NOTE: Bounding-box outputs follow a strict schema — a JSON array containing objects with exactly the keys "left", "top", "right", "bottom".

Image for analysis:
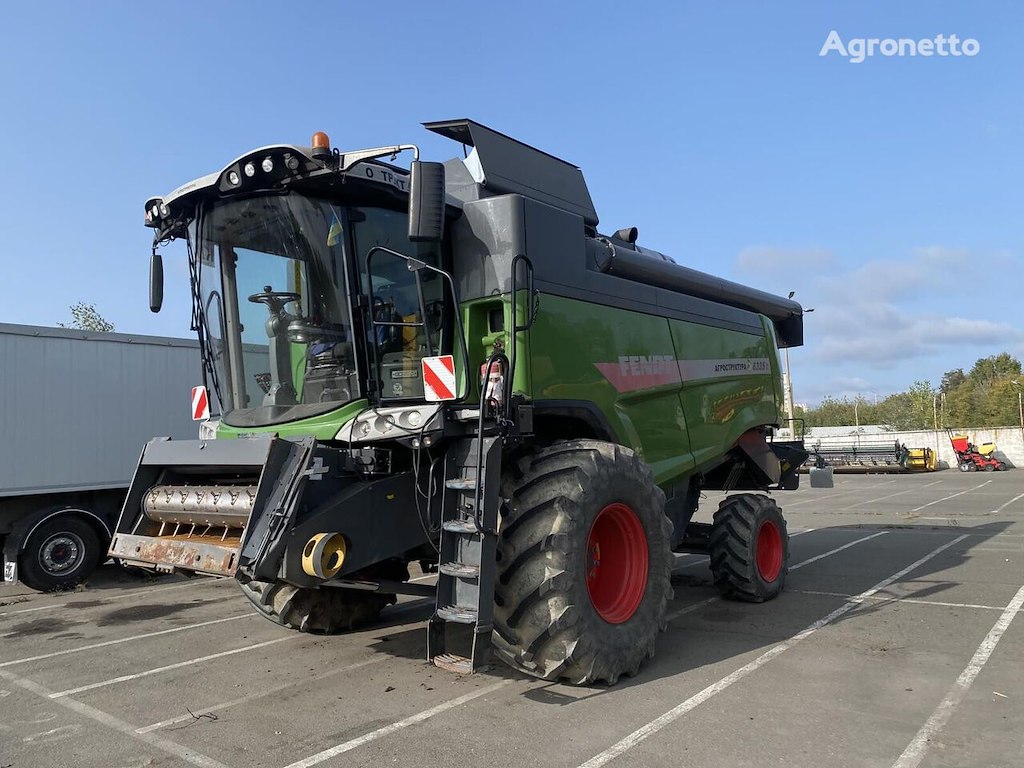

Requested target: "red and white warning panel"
[
  {"left": 191, "top": 386, "right": 210, "bottom": 421},
  {"left": 421, "top": 355, "right": 457, "bottom": 401}
]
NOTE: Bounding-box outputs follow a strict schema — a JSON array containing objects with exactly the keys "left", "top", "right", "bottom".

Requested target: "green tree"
[
  {"left": 940, "top": 368, "right": 966, "bottom": 393},
  {"left": 57, "top": 302, "right": 115, "bottom": 333},
  {"left": 968, "top": 353, "right": 1021, "bottom": 387}
]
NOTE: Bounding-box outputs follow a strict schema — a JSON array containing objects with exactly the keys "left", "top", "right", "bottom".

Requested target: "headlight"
[
  {"left": 243, "top": 162, "right": 256, "bottom": 178},
  {"left": 261, "top": 156, "right": 274, "bottom": 173}
]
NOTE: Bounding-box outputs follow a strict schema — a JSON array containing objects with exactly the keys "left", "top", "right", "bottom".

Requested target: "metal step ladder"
[{"left": 427, "top": 435, "right": 502, "bottom": 673}]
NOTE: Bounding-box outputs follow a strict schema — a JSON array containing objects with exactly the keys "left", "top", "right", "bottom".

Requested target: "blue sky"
[{"left": 1, "top": 1, "right": 1020, "bottom": 404}]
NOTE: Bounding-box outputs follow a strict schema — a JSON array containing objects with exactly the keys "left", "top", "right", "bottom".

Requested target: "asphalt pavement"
[{"left": 1, "top": 470, "right": 1021, "bottom": 768}]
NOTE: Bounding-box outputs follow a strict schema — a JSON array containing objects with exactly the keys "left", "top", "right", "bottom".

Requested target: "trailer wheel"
[
  {"left": 19, "top": 517, "right": 102, "bottom": 592},
  {"left": 493, "top": 440, "right": 672, "bottom": 685},
  {"left": 709, "top": 494, "right": 788, "bottom": 603}
]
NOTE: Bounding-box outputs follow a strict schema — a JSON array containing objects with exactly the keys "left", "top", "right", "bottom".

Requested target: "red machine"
[{"left": 947, "top": 429, "right": 1007, "bottom": 472}]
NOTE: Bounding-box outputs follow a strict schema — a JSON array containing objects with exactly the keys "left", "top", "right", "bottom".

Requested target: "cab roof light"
[{"left": 311, "top": 131, "right": 332, "bottom": 162}]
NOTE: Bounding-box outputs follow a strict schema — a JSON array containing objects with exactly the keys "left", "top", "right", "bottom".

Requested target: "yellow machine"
[{"left": 902, "top": 447, "right": 937, "bottom": 472}]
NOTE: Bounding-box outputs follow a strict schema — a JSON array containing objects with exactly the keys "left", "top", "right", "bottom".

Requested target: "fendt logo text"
[{"left": 819, "top": 30, "right": 980, "bottom": 64}]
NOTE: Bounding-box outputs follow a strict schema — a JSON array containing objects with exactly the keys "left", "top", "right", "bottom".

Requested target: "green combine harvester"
[{"left": 110, "top": 119, "right": 808, "bottom": 684}]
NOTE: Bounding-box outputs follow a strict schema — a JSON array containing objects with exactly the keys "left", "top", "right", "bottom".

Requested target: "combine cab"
[{"left": 111, "top": 120, "right": 808, "bottom": 683}]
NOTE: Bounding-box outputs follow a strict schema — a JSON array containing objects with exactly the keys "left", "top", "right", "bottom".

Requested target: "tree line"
[{"left": 796, "top": 353, "right": 1024, "bottom": 431}]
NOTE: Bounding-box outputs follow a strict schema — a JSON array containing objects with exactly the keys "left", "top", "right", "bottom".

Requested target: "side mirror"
[
  {"left": 149, "top": 251, "right": 164, "bottom": 313},
  {"left": 408, "top": 161, "right": 445, "bottom": 242}
]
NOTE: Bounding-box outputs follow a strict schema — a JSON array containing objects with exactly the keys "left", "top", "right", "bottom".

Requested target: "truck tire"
[
  {"left": 494, "top": 440, "right": 672, "bottom": 685},
  {"left": 19, "top": 516, "right": 103, "bottom": 592},
  {"left": 709, "top": 494, "right": 788, "bottom": 602}
]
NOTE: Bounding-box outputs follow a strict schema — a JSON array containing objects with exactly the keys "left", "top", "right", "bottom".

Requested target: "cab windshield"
[
  {"left": 195, "top": 195, "right": 355, "bottom": 427},
  {"left": 193, "top": 194, "right": 444, "bottom": 428}
]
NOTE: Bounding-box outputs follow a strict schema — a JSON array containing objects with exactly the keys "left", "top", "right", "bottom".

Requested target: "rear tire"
[
  {"left": 19, "top": 517, "right": 102, "bottom": 592},
  {"left": 709, "top": 494, "right": 789, "bottom": 603},
  {"left": 493, "top": 440, "right": 672, "bottom": 685},
  {"left": 238, "top": 562, "right": 408, "bottom": 633}
]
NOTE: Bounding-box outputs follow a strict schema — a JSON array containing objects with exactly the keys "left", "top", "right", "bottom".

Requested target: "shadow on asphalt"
[
  {"left": 11, "top": 521, "right": 1012, "bottom": 704},
  {"left": 362, "top": 521, "right": 1015, "bottom": 701}
]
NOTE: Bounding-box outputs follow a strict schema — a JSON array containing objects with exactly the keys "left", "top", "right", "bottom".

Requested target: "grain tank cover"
[{"left": 425, "top": 119, "right": 599, "bottom": 227}]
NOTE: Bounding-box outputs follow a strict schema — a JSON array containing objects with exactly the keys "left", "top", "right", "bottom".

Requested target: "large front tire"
[
  {"left": 709, "top": 494, "right": 789, "bottom": 602},
  {"left": 494, "top": 440, "right": 672, "bottom": 685},
  {"left": 238, "top": 562, "right": 408, "bottom": 633}
]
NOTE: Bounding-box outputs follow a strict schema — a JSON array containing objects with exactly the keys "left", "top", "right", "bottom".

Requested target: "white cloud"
[
  {"left": 791, "top": 246, "right": 1024, "bottom": 368},
  {"left": 748, "top": 245, "right": 1024, "bottom": 402},
  {"left": 735, "top": 246, "right": 833, "bottom": 276}
]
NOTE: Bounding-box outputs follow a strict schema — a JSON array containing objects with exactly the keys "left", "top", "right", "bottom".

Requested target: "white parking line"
[
  {"left": 0, "top": 667, "right": 231, "bottom": 768},
  {"left": 576, "top": 534, "right": 969, "bottom": 768},
  {"left": 666, "top": 596, "right": 719, "bottom": 622},
  {"left": 841, "top": 480, "right": 944, "bottom": 511},
  {"left": 672, "top": 527, "right": 816, "bottom": 571},
  {"left": 0, "top": 576, "right": 231, "bottom": 618},
  {"left": 281, "top": 680, "right": 511, "bottom": 768},
  {"left": 911, "top": 480, "right": 992, "bottom": 513},
  {"left": 791, "top": 589, "right": 1015, "bottom": 612},
  {"left": 49, "top": 636, "right": 295, "bottom": 699},
  {"left": 789, "top": 532, "right": 888, "bottom": 570},
  {"left": 892, "top": 583, "right": 1024, "bottom": 768},
  {"left": 0, "top": 614, "right": 253, "bottom": 668},
  {"left": 136, "top": 656, "right": 389, "bottom": 733},
  {"left": 784, "top": 480, "right": 898, "bottom": 508},
  {"left": 990, "top": 490, "right": 1024, "bottom": 515},
  {"left": 666, "top": 529, "right": 887, "bottom": 621}
]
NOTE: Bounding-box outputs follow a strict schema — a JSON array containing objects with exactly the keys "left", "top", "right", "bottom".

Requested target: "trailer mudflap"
[{"left": 108, "top": 435, "right": 316, "bottom": 579}]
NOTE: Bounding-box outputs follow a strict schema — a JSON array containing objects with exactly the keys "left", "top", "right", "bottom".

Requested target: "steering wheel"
[{"left": 247, "top": 286, "right": 300, "bottom": 313}]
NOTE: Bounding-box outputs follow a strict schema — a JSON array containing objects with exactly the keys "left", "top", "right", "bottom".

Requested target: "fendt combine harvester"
[{"left": 110, "top": 120, "right": 808, "bottom": 684}]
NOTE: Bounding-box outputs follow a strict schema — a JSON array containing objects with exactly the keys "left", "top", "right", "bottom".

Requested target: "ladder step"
[
  {"left": 439, "top": 562, "right": 480, "bottom": 578},
  {"left": 432, "top": 653, "right": 474, "bottom": 674},
  {"left": 436, "top": 605, "right": 478, "bottom": 624},
  {"left": 445, "top": 478, "right": 478, "bottom": 491},
  {"left": 442, "top": 519, "right": 479, "bottom": 534}
]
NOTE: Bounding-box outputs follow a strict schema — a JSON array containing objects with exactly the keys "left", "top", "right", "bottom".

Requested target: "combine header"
[{"left": 110, "top": 120, "right": 808, "bottom": 683}]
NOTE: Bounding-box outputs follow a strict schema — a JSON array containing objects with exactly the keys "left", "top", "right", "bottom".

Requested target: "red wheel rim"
[
  {"left": 585, "top": 503, "right": 649, "bottom": 624},
  {"left": 756, "top": 520, "right": 783, "bottom": 582}
]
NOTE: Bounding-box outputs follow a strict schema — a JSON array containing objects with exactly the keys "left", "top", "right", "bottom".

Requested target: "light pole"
[
  {"left": 1013, "top": 380, "right": 1024, "bottom": 431},
  {"left": 783, "top": 346, "right": 795, "bottom": 425},
  {"left": 784, "top": 292, "right": 813, "bottom": 428}
]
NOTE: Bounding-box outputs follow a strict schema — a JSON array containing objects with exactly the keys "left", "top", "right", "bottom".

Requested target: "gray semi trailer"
[{"left": 1, "top": 323, "right": 202, "bottom": 590}]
